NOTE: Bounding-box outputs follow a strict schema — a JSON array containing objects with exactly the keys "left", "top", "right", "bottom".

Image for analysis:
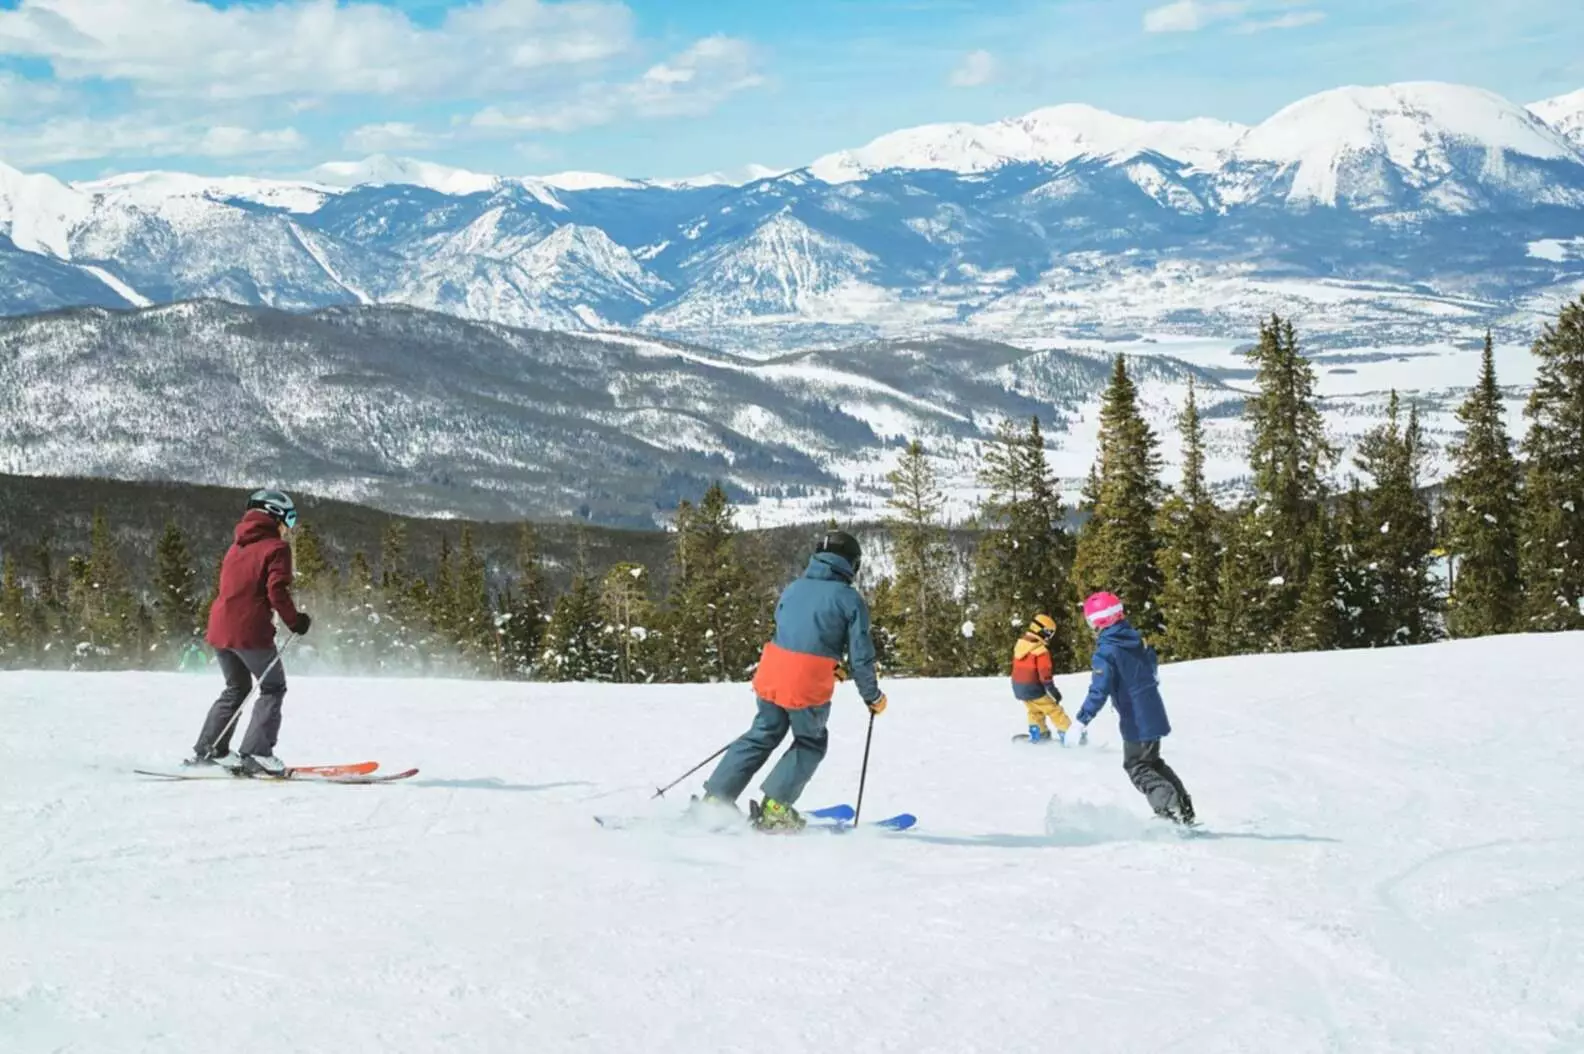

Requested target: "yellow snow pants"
[{"left": 1023, "top": 695, "right": 1072, "bottom": 734}]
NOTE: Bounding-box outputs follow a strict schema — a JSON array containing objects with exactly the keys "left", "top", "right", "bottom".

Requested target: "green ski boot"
[{"left": 749, "top": 798, "right": 806, "bottom": 832}]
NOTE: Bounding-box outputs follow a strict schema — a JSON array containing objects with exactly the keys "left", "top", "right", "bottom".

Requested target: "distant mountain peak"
[
  {"left": 1218, "top": 81, "right": 1583, "bottom": 210},
  {"left": 807, "top": 104, "right": 1247, "bottom": 183},
  {"left": 1531, "top": 88, "right": 1584, "bottom": 148}
]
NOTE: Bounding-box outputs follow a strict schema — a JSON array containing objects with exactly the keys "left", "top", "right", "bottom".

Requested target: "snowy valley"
[{"left": 2, "top": 633, "right": 1581, "bottom": 1052}]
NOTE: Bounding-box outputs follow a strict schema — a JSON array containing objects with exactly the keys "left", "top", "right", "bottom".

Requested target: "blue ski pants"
[{"left": 703, "top": 696, "right": 831, "bottom": 806}]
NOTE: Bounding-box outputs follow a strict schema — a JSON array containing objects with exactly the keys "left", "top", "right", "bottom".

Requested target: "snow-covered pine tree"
[
  {"left": 542, "top": 546, "right": 615, "bottom": 683},
  {"left": 1444, "top": 334, "right": 1521, "bottom": 637},
  {"left": 1072, "top": 355, "right": 1165, "bottom": 637},
  {"left": 1518, "top": 296, "right": 1584, "bottom": 631},
  {"left": 1241, "top": 315, "right": 1335, "bottom": 646},
  {"left": 1353, "top": 391, "right": 1440, "bottom": 645},
  {"left": 966, "top": 416, "right": 1078, "bottom": 674},
  {"left": 601, "top": 562, "right": 657, "bottom": 683},
  {"left": 1155, "top": 378, "right": 1221, "bottom": 660},
  {"left": 498, "top": 523, "right": 550, "bottom": 679}
]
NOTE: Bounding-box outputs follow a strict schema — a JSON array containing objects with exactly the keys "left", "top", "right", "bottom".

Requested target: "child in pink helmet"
[{"left": 1075, "top": 591, "right": 1195, "bottom": 825}]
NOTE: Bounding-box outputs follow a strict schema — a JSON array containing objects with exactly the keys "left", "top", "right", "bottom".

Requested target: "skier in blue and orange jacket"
[
  {"left": 700, "top": 529, "right": 887, "bottom": 830},
  {"left": 1011, "top": 613, "right": 1074, "bottom": 743}
]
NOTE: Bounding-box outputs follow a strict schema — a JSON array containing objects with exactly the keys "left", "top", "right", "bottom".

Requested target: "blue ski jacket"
[
  {"left": 1076, "top": 620, "right": 1171, "bottom": 742},
  {"left": 751, "top": 553, "right": 882, "bottom": 708}
]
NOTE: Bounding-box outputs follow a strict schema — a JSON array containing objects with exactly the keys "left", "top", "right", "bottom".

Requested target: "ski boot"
[
  {"left": 1054, "top": 726, "right": 1067, "bottom": 746},
  {"left": 240, "top": 753, "right": 287, "bottom": 777},
  {"left": 184, "top": 751, "right": 241, "bottom": 771},
  {"left": 1027, "top": 724, "right": 1044, "bottom": 744},
  {"left": 749, "top": 798, "right": 806, "bottom": 832}
]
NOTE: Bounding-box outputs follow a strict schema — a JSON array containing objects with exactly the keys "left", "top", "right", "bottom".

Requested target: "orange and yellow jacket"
[{"left": 1011, "top": 632, "right": 1058, "bottom": 702}]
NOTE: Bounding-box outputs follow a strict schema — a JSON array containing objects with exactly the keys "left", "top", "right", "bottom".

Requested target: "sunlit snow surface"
[{"left": 3, "top": 634, "right": 1582, "bottom": 1052}]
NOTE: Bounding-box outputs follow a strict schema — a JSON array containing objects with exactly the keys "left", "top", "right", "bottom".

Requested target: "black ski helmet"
[
  {"left": 246, "top": 488, "right": 297, "bottom": 529},
  {"left": 817, "top": 529, "right": 862, "bottom": 572}
]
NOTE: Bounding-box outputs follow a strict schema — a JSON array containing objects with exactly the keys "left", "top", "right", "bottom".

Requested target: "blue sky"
[{"left": 0, "top": 0, "right": 1578, "bottom": 182}]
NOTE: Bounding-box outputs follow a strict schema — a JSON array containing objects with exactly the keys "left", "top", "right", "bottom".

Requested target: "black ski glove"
[{"left": 291, "top": 612, "right": 312, "bottom": 635}]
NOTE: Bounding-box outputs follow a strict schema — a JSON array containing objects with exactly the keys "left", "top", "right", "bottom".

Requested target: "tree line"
[{"left": 2, "top": 295, "right": 1581, "bottom": 681}]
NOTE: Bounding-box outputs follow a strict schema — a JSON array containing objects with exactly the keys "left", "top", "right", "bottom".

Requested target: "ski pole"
[
  {"left": 853, "top": 710, "right": 876, "bottom": 826},
  {"left": 652, "top": 742, "right": 731, "bottom": 799},
  {"left": 207, "top": 633, "right": 297, "bottom": 756}
]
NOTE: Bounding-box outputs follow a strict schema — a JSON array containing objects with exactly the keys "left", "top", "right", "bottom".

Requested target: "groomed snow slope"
[{"left": 3, "top": 634, "right": 1582, "bottom": 1052}]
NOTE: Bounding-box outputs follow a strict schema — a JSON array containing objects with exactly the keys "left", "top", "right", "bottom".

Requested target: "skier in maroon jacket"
[{"left": 188, "top": 489, "right": 312, "bottom": 776}]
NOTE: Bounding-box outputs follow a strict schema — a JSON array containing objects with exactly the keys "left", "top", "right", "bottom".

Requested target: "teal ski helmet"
[{"left": 246, "top": 488, "right": 297, "bottom": 529}]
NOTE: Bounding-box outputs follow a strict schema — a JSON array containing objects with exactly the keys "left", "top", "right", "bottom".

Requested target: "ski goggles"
[{"left": 282, "top": 508, "right": 298, "bottom": 529}]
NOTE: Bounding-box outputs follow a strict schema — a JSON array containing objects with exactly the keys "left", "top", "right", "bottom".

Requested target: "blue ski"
[{"left": 806, "top": 804, "right": 917, "bottom": 831}]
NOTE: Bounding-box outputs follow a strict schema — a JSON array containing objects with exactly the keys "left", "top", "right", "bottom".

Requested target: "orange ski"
[{"left": 285, "top": 761, "right": 379, "bottom": 777}]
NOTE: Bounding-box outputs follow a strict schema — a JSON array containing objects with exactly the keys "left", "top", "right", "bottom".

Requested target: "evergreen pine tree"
[
  {"left": 431, "top": 535, "right": 457, "bottom": 639},
  {"left": 72, "top": 510, "right": 137, "bottom": 664},
  {"left": 1072, "top": 356, "right": 1165, "bottom": 636},
  {"left": 602, "top": 563, "right": 657, "bottom": 683},
  {"left": 662, "top": 484, "right": 766, "bottom": 682},
  {"left": 542, "top": 560, "right": 615, "bottom": 683},
  {"left": 1290, "top": 517, "right": 1342, "bottom": 651},
  {"left": 866, "top": 576, "right": 902, "bottom": 675},
  {"left": 885, "top": 440, "right": 961, "bottom": 676},
  {"left": 1241, "top": 315, "right": 1335, "bottom": 645},
  {"left": 1353, "top": 392, "right": 1440, "bottom": 645},
  {"left": 499, "top": 523, "right": 550, "bottom": 679},
  {"left": 966, "top": 417, "right": 1078, "bottom": 674},
  {"left": 1212, "top": 506, "right": 1266, "bottom": 656},
  {"left": 153, "top": 521, "right": 201, "bottom": 661},
  {"left": 1444, "top": 334, "right": 1521, "bottom": 637},
  {"left": 452, "top": 525, "right": 494, "bottom": 664},
  {"left": 0, "top": 554, "right": 32, "bottom": 667},
  {"left": 291, "top": 522, "right": 334, "bottom": 598},
  {"left": 1154, "top": 378, "right": 1221, "bottom": 660},
  {"left": 1332, "top": 479, "right": 1384, "bottom": 647},
  {"left": 1517, "top": 296, "right": 1584, "bottom": 630}
]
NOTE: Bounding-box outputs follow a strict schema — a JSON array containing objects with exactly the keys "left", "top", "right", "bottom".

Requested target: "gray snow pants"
[
  {"left": 1122, "top": 739, "right": 1191, "bottom": 818},
  {"left": 702, "top": 697, "right": 831, "bottom": 807},
  {"left": 193, "top": 647, "right": 287, "bottom": 758}
]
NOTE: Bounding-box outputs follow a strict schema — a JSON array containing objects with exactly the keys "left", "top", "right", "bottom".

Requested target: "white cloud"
[
  {"left": 948, "top": 49, "right": 997, "bottom": 88},
  {"left": 344, "top": 122, "right": 440, "bottom": 154},
  {"left": 471, "top": 35, "right": 763, "bottom": 133},
  {"left": 0, "top": 118, "right": 307, "bottom": 166},
  {"left": 1234, "top": 9, "right": 1326, "bottom": 32},
  {"left": 0, "top": 71, "right": 69, "bottom": 118},
  {"left": 1143, "top": 0, "right": 1322, "bottom": 33},
  {"left": 1143, "top": 0, "right": 1251, "bottom": 32},
  {"left": 0, "top": 0, "right": 635, "bottom": 101}
]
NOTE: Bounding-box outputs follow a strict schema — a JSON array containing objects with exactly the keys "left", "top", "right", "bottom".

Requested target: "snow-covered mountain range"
[{"left": 0, "top": 81, "right": 1581, "bottom": 354}]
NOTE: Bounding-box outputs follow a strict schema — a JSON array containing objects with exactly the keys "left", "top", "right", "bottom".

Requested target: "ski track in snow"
[{"left": 2, "top": 635, "right": 1583, "bottom": 1052}]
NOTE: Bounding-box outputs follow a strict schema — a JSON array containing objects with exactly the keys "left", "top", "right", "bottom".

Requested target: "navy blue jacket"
[{"left": 1076, "top": 621, "right": 1171, "bottom": 741}]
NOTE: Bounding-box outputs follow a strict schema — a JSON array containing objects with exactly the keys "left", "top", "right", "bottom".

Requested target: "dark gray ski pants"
[
  {"left": 194, "top": 647, "right": 287, "bottom": 758},
  {"left": 1122, "top": 739, "right": 1191, "bottom": 818},
  {"left": 702, "top": 697, "right": 831, "bottom": 807}
]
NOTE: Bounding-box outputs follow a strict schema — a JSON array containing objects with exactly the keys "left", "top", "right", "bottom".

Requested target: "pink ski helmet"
[{"left": 1083, "top": 591, "right": 1126, "bottom": 630}]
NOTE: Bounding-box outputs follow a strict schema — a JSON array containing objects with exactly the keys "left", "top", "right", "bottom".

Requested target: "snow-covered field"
[{"left": 4, "top": 635, "right": 1583, "bottom": 1052}]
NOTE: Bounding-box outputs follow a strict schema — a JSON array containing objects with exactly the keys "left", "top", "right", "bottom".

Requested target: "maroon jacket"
[{"left": 206, "top": 511, "right": 302, "bottom": 650}]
